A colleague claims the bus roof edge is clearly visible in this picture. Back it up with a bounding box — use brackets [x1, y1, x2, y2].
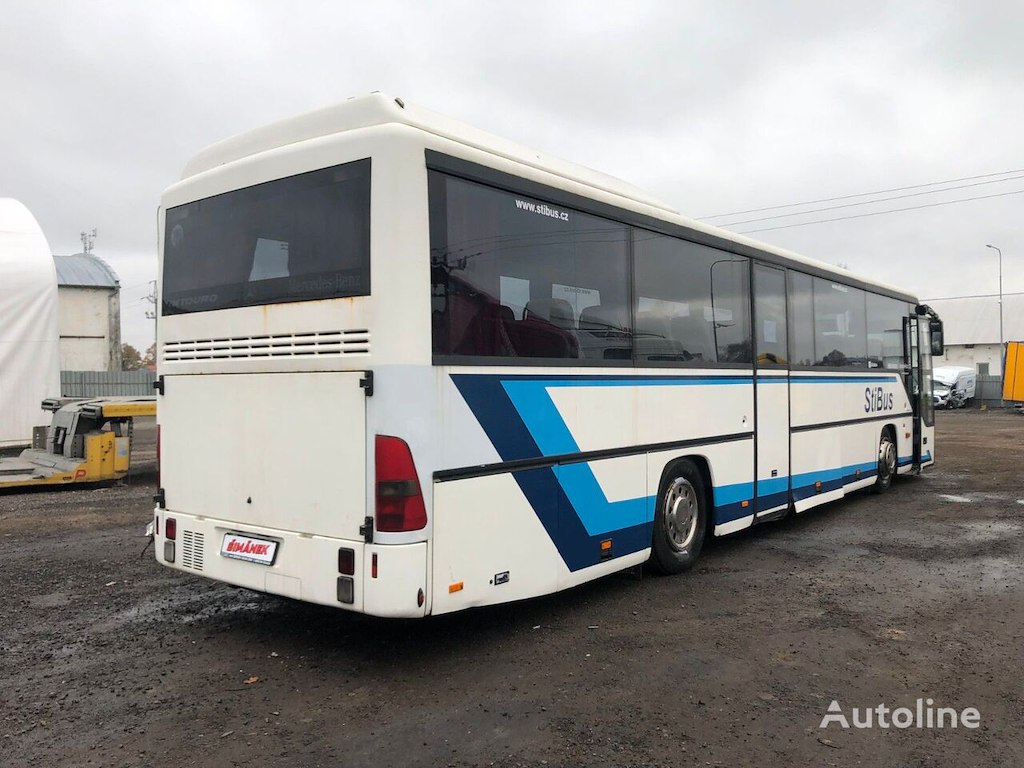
[179, 92, 678, 214]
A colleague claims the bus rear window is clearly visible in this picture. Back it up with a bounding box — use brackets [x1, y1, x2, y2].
[162, 159, 370, 315]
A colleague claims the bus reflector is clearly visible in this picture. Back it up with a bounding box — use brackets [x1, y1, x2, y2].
[600, 539, 613, 559]
[371, 553, 378, 579]
[449, 581, 463, 593]
[337, 576, 354, 604]
[166, 517, 177, 540]
[375, 435, 427, 533]
[338, 547, 355, 575]
[741, 500, 749, 508]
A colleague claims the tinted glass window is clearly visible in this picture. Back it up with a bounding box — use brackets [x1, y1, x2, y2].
[162, 159, 370, 315]
[813, 278, 867, 366]
[429, 172, 630, 360]
[634, 231, 751, 364]
[866, 293, 907, 369]
[788, 271, 815, 366]
[919, 319, 935, 426]
[754, 265, 787, 366]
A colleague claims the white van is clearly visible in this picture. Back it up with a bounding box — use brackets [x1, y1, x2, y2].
[933, 366, 977, 408]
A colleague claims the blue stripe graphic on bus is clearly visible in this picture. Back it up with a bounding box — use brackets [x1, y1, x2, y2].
[501, 376, 753, 537]
[451, 373, 901, 571]
[452, 373, 756, 570]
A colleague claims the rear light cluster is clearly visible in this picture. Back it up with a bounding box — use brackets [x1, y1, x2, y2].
[163, 516, 176, 563]
[375, 435, 427, 533]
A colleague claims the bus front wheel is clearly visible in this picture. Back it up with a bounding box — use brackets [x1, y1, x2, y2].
[872, 430, 897, 494]
[650, 460, 707, 574]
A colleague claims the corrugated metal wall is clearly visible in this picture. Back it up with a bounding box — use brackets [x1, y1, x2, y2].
[974, 374, 1005, 405]
[61, 370, 155, 397]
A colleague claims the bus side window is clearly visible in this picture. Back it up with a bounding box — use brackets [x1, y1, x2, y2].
[788, 271, 815, 366]
[633, 230, 750, 365]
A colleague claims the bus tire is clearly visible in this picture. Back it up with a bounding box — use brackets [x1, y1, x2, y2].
[872, 429, 897, 494]
[650, 460, 707, 575]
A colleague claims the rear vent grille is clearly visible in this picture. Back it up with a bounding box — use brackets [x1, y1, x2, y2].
[164, 330, 370, 361]
[181, 530, 205, 571]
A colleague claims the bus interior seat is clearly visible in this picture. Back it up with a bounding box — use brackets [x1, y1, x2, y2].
[506, 317, 579, 358]
[579, 305, 627, 334]
[524, 298, 576, 330]
[452, 297, 517, 357]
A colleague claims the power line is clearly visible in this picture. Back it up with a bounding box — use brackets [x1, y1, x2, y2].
[120, 280, 156, 292]
[734, 188, 1024, 235]
[925, 291, 1024, 300]
[697, 167, 1024, 220]
[717, 173, 1024, 227]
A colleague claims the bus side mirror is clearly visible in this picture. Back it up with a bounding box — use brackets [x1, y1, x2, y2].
[929, 318, 944, 356]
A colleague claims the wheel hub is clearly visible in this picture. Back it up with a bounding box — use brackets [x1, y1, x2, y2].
[880, 440, 896, 477]
[664, 478, 698, 551]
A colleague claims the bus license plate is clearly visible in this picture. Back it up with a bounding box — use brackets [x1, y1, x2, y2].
[221, 533, 278, 565]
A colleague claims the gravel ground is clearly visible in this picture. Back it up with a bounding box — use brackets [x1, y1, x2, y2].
[1, 410, 1022, 767]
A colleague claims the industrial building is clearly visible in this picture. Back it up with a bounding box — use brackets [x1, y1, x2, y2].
[928, 292, 1024, 376]
[52, 252, 122, 371]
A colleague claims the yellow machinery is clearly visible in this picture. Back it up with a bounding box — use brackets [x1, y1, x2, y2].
[1004, 342, 1024, 404]
[0, 397, 155, 489]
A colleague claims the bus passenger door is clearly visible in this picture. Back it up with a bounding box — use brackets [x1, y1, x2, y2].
[753, 265, 790, 517]
[905, 315, 922, 470]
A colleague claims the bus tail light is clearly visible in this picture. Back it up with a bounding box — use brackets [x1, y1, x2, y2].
[163, 516, 176, 563]
[375, 435, 427, 533]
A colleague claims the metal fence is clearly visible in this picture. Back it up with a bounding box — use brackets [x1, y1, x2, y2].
[61, 370, 156, 397]
[974, 374, 1004, 406]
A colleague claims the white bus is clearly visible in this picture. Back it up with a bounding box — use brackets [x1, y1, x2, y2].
[153, 93, 942, 618]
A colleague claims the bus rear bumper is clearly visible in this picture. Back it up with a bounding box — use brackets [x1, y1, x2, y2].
[152, 511, 427, 618]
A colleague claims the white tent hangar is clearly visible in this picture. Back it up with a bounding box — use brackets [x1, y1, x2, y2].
[0, 199, 60, 447]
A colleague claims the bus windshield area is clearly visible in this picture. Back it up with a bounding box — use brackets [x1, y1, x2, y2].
[162, 158, 370, 315]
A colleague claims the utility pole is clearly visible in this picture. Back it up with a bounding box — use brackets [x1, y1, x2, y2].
[145, 280, 158, 362]
[80, 228, 97, 254]
[986, 244, 1004, 407]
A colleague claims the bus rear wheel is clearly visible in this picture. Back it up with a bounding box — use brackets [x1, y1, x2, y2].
[650, 460, 707, 574]
[872, 430, 897, 494]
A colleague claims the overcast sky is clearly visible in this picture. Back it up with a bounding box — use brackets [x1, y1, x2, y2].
[2, 0, 1022, 351]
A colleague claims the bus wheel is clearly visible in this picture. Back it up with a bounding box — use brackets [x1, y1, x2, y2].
[872, 430, 897, 494]
[651, 460, 707, 574]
